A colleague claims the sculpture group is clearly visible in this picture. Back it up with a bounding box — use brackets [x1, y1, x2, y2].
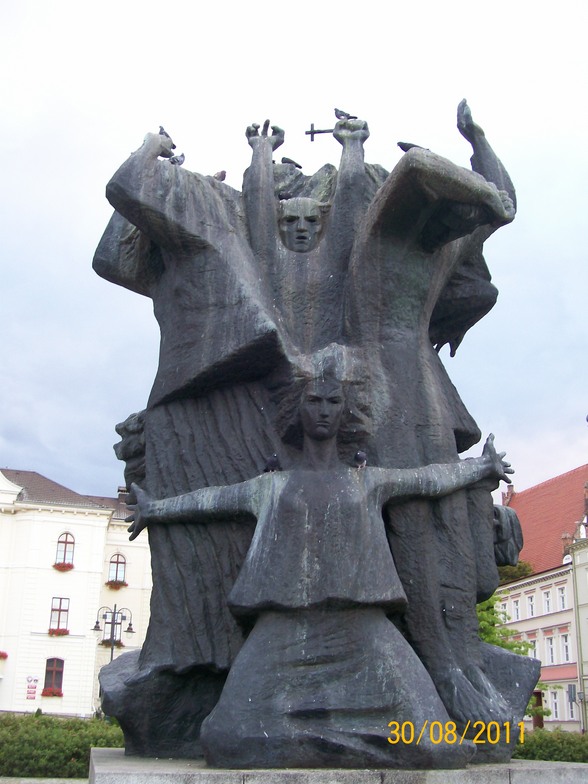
[94, 103, 539, 768]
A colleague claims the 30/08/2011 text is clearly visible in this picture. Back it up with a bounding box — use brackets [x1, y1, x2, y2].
[387, 720, 525, 746]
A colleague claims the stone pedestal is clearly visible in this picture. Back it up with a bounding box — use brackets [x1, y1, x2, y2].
[90, 747, 587, 784]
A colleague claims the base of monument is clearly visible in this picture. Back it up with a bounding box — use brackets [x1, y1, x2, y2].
[90, 747, 586, 784]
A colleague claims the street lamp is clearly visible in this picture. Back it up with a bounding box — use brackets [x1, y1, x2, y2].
[92, 604, 135, 662]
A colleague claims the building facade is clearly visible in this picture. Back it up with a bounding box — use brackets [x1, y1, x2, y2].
[0, 469, 151, 717]
[497, 465, 588, 732]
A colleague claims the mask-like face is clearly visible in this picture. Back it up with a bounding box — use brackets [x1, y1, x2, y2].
[278, 198, 327, 253]
[300, 379, 344, 441]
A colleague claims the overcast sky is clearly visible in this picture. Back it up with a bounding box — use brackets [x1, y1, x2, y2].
[1, 1, 586, 498]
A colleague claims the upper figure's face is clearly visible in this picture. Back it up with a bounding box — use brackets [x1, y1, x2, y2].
[278, 198, 326, 253]
[300, 379, 344, 441]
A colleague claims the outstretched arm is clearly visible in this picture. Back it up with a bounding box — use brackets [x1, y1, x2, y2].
[375, 434, 512, 505]
[365, 146, 515, 253]
[126, 476, 266, 540]
[106, 132, 226, 252]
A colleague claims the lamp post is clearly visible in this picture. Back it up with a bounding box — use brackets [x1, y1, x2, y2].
[92, 604, 135, 662]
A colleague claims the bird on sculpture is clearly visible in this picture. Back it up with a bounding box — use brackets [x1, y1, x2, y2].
[158, 126, 176, 149]
[397, 141, 427, 152]
[263, 454, 282, 473]
[335, 108, 358, 120]
[281, 156, 302, 169]
[353, 450, 367, 469]
[213, 170, 226, 181]
[169, 153, 185, 166]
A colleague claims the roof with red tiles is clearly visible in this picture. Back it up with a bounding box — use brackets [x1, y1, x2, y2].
[1, 468, 109, 510]
[503, 464, 588, 573]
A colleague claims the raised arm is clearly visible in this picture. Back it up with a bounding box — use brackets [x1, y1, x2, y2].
[242, 119, 284, 263]
[126, 476, 267, 540]
[328, 118, 372, 260]
[375, 434, 512, 505]
[105, 132, 228, 253]
[458, 99, 516, 209]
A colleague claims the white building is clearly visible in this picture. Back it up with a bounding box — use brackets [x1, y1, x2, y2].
[0, 469, 151, 717]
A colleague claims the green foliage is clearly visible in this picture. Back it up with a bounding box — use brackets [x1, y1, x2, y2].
[476, 596, 531, 655]
[498, 560, 534, 585]
[0, 713, 124, 778]
[513, 728, 588, 762]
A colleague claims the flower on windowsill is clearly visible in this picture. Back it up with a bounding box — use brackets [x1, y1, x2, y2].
[105, 579, 128, 590]
[48, 628, 69, 636]
[53, 562, 74, 572]
[0, 651, 7, 660]
[99, 639, 125, 648]
[41, 687, 63, 697]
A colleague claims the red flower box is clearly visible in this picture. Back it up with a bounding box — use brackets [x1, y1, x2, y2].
[0, 651, 7, 660]
[41, 687, 63, 697]
[53, 562, 74, 572]
[48, 628, 69, 636]
[99, 639, 124, 648]
[105, 580, 128, 590]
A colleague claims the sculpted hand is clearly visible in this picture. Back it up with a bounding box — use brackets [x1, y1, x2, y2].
[142, 132, 175, 159]
[246, 119, 284, 151]
[126, 482, 155, 540]
[484, 184, 516, 227]
[482, 434, 513, 484]
[457, 99, 485, 145]
[333, 118, 370, 146]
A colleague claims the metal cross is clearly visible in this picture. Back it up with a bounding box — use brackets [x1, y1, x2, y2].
[305, 122, 335, 142]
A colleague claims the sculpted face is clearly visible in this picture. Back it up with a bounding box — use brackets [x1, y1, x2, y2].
[300, 379, 344, 441]
[278, 198, 327, 253]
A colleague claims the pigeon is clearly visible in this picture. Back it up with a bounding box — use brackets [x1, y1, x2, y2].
[281, 156, 302, 169]
[213, 170, 226, 181]
[158, 126, 176, 149]
[169, 152, 185, 166]
[397, 141, 427, 153]
[263, 454, 282, 473]
[335, 108, 358, 120]
[353, 450, 367, 469]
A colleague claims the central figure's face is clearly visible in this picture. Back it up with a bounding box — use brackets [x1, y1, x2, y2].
[300, 379, 344, 441]
[278, 198, 325, 253]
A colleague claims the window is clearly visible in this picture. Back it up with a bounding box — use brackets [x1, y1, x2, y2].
[108, 554, 126, 583]
[43, 658, 64, 692]
[561, 633, 571, 663]
[545, 636, 555, 665]
[49, 597, 69, 630]
[569, 696, 575, 720]
[56, 532, 74, 564]
[512, 599, 520, 621]
[543, 590, 552, 613]
[557, 586, 567, 610]
[551, 690, 559, 720]
[527, 595, 535, 618]
[102, 610, 123, 644]
[500, 602, 508, 617]
[528, 639, 537, 658]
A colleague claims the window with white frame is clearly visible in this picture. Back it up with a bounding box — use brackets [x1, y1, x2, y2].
[545, 636, 555, 664]
[561, 633, 571, 663]
[569, 695, 575, 720]
[527, 639, 537, 658]
[527, 595, 535, 618]
[551, 690, 559, 719]
[500, 601, 508, 617]
[512, 598, 520, 621]
[557, 586, 566, 610]
[543, 590, 552, 613]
